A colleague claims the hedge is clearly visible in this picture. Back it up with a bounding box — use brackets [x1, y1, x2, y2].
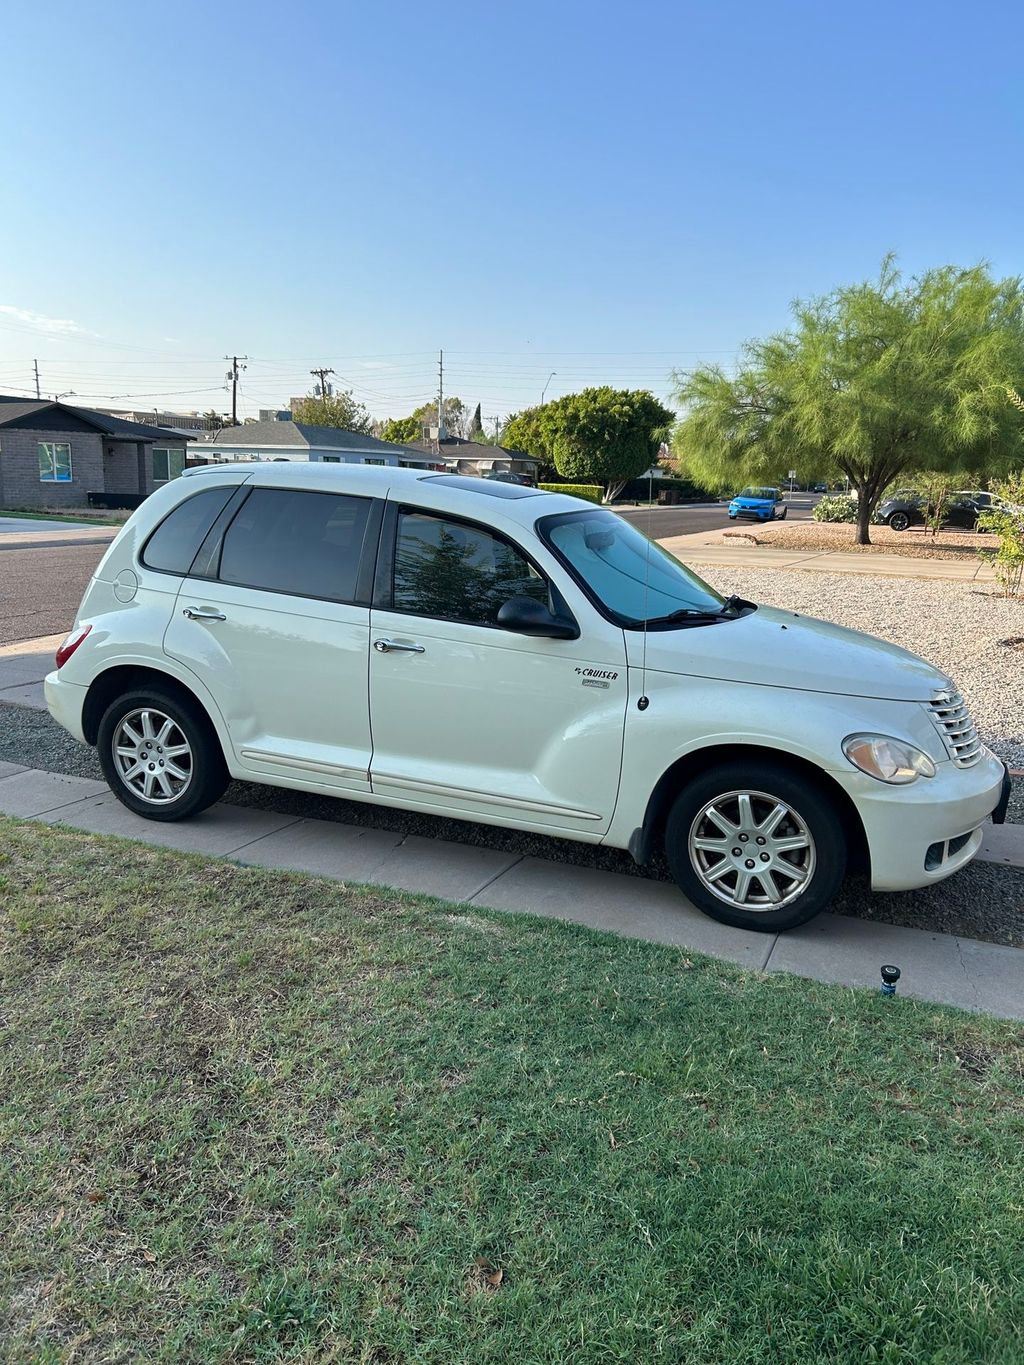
[538, 483, 603, 504]
[614, 476, 727, 502]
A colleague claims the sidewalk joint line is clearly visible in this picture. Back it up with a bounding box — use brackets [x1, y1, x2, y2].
[465, 855, 525, 904]
[761, 933, 781, 973]
[221, 815, 304, 858]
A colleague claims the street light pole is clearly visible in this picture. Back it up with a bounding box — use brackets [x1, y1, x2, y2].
[541, 372, 557, 406]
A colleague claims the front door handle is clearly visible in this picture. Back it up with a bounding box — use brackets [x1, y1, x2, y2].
[183, 607, 227, 622]
[373, 638, 425, 654]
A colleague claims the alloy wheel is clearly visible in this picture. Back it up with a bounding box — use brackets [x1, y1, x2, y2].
[687, 788, 816, 911]
[111, 708, 194, 804]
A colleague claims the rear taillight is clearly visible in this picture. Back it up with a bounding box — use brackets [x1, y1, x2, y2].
[55, 625, 92, 669]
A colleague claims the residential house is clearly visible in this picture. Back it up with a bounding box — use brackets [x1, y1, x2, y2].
[406, 434, 540, 482]
[194, 419, 443, 469]
[0, 396, 192, 509]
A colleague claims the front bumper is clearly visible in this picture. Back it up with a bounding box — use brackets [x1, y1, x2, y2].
[836, 751, 1009, 892]
[44, 671, 88, 744]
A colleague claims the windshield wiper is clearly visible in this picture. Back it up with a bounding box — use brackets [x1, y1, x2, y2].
[641, 596, 754, 627]
[717, 594, 751, 616]
[640, 607, 725, 626]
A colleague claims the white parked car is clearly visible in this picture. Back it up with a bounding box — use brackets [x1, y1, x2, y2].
[46, 465, 1010, 933]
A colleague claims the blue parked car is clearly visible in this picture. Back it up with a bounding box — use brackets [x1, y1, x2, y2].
[728, 486, 787, 521]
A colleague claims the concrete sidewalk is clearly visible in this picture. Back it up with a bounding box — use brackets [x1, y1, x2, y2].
[1, 762, 1022, 1020]
[0, 634, 64, 708]
[661, 533, 999, 582]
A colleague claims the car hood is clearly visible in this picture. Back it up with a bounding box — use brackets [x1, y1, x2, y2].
[731, 497, 772, 506]
[628, 605, 948, 702]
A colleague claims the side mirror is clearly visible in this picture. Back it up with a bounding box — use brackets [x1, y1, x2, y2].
[497, 594, 578, 639]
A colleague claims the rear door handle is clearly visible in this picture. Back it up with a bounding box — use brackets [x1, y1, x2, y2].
[373, 638, 425, 654]
[183, 607, 227, 622]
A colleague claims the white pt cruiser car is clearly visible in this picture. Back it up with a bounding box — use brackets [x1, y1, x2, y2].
[46, 464, 1010, 933]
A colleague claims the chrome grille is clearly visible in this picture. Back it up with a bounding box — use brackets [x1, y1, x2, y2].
[928, 689, 982, 767]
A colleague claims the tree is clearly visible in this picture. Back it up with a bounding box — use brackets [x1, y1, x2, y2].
[379, 397, 469, 445]
[470, 402, 483, 437]
[673, 259, 1024, 544]
[541, 387, 674, 502]
[202, 409, 230, 431]
[291, 390, 371, 433]
[379, 415, 420, 444]
[502, 408, 556, 478]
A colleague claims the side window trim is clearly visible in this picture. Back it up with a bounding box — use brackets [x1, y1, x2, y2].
[139, 485, 240, 578]
[208, 488, 384, 608]
[188, 482, 253, 580]
[376, 501, 576, 632]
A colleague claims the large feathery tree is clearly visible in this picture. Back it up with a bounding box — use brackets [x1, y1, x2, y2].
[674, 259, 1024, 543]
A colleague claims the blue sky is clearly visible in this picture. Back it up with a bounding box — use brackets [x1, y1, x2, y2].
[1, 0, 1021, 423]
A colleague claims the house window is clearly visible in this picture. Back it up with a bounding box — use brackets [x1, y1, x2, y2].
[152, 447, 185, 483]
[363, 457, 386, 466]
[38, 442, 72, 482]
[320, 455, 342, 463]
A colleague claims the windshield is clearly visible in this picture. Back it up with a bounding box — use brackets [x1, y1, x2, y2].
[737, 487, 775, 500]
[539, 509, 725, 627]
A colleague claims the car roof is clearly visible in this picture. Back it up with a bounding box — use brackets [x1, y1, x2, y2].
[179, 460, 586, 526]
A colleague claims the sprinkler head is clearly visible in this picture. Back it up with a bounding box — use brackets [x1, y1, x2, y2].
[880, 964, 901, 996]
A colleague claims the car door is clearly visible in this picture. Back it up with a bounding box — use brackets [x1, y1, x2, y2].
[163, 484, 380, 794]
[367, 504, 628, 836]
[944, 496, 979, 529]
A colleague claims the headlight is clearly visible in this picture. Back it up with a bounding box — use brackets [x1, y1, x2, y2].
[842, 734, 937, 784]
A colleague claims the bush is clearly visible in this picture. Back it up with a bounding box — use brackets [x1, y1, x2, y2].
[812, 494, 859, 523]
[979, 470, 1024, 597]
[538, 483, 603, 504]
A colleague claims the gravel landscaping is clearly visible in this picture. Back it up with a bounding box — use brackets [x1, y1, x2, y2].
[724, 520, 990, 558]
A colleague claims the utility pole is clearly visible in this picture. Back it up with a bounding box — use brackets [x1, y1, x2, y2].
[224, 355, 248, 426]
[33, 359, 40, 399]
[310, 366, 335, 399]
[437, 349, 446, 441]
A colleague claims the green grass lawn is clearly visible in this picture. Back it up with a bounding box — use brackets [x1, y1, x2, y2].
[2, 817, 1023, 1363]
[0, 507, 127, 526]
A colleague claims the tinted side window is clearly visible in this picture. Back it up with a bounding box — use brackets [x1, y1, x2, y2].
[393, 511, 549, 625]
[142, 487, 236, 574]
[219, 488, 371, 601]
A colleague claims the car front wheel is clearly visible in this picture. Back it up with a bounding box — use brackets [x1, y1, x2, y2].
[887, 511, 911, 532]
[97, 687, 230, 822]
[664, 761, 847, 931]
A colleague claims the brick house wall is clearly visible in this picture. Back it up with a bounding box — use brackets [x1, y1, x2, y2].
[103, 439, 158, 495]
[0, 427, 105, 508]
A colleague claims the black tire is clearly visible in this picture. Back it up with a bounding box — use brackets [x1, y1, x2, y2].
[664, 760, 847, 932]
[97, 686, 229, 822]
[887, 511, 910, 532]
[779, 508, 787, 520]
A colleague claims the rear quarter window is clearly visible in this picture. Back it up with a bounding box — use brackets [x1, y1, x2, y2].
[141, 487, 236, 575]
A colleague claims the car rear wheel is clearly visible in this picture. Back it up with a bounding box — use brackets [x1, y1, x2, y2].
[97, 687, 229, 822]
[887, 511, 911, 532]
[664, 761, 847, 931]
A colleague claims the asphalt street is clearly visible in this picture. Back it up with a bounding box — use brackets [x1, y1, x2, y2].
[0, 543, 105, 644]
[616, 492, 820, 538]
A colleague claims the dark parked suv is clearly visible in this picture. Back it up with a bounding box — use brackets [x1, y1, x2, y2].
[878, 490, 994, 532]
